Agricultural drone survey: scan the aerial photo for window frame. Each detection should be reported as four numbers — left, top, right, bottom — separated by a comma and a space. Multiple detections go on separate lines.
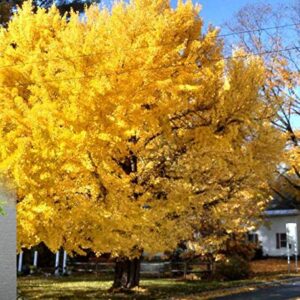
248, 233, 259, 244
276, 233, 290, 249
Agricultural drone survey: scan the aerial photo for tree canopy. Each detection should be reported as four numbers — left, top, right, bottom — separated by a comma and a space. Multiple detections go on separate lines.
0, 0, 284, 261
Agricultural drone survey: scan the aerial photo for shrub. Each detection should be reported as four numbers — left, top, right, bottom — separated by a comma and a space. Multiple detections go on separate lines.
253, 244, 264, 260
215, 255, 251, 280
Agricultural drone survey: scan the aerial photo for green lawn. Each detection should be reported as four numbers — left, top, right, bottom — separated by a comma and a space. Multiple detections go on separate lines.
17, 274, 293, 300
18, 259, 300, 299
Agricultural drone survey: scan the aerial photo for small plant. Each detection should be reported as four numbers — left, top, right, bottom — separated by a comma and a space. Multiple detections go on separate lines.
0, 200, 6, 216
29, 265, 38, 275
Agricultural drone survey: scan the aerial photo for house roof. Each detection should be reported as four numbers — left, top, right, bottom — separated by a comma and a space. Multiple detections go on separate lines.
263, 191, 300, 216
267, 193, 300, 211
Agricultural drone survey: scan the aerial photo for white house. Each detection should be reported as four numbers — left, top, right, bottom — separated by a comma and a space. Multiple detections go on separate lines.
250, 196, 300, 257
0, 184, 16, 300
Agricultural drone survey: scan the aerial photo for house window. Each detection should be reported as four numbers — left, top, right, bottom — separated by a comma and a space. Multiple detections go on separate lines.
276, 233, 288, 249
248, 233, 259, 244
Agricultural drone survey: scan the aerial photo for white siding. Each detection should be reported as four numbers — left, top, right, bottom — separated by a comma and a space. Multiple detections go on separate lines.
255, 212, 300, 257
0, 186, 16, 300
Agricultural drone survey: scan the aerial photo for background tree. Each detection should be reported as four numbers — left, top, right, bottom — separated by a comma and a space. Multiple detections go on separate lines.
0, 0, 100, 26
0, 0, 22, 25
225, 1, 300, 203
34, 0, 101, 15
0, 0, 284, 290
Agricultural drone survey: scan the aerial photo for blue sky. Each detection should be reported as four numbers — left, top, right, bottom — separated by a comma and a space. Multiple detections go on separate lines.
170, 0, 289, 29
102, 1, 291, 32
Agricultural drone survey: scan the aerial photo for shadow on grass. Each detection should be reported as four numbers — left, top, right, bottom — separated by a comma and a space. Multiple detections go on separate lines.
18, 274, 269, 300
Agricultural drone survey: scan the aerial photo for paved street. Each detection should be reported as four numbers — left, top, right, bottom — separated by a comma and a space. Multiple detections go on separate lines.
215, 280, 300, 300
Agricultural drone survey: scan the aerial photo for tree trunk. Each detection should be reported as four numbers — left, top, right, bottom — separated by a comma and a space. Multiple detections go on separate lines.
111, 257, 141, 291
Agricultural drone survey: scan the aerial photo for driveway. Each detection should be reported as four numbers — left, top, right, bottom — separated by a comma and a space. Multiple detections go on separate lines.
215, 280, 300, 300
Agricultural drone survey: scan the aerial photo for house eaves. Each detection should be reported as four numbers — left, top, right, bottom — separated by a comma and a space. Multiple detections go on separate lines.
263, 209, 300, 216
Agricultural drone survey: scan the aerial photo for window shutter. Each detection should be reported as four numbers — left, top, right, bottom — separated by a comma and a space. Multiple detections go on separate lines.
276, 233, 280, 249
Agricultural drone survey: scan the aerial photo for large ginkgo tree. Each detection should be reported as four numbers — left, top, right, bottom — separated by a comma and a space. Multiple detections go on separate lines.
0, 0, 283, 289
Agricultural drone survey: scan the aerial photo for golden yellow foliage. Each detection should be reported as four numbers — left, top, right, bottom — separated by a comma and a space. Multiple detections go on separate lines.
0, 0, 284, 257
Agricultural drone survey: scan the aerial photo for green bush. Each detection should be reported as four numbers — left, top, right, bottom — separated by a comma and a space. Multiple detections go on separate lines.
215, 255, 251, 280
